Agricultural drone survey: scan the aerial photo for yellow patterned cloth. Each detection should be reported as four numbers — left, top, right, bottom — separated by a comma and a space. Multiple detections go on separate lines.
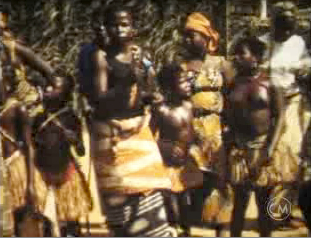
190, 55, 226, 174
2, 38, 42, 117
91, 113, 172, 194
167, 163, 203, 193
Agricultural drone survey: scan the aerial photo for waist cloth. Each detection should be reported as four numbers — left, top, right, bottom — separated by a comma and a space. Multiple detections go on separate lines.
100, 190, 176, 237
90, 113, 172, 194
228, 133, 299, 187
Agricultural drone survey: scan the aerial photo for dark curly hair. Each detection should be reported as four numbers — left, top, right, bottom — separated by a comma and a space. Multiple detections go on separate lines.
232, 36, 267, 63
0, 2, 11, 15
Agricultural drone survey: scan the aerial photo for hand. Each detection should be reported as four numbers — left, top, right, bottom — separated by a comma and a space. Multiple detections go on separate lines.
75, 141, 85, 156
131, 45, 143, 65
248, 148, 271, 180
172, 145, 186, 159
260, 148, 272, 167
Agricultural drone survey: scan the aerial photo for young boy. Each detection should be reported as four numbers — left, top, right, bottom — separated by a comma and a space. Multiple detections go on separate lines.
226, 36, 286, 236
153, 62, 204, 235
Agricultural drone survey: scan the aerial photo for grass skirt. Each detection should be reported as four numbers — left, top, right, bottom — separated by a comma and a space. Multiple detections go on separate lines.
5, 150, 92, 221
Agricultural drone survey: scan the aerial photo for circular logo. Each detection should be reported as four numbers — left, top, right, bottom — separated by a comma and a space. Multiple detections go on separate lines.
266, 197, 291, 221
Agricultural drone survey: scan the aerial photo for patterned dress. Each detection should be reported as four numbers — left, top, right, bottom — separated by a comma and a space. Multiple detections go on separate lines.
190, 55, 226, 175
188, 55, 233, 224
2, 38, 43, 117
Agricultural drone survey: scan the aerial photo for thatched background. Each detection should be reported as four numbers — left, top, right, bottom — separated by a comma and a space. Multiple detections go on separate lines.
4, 0, 227, 76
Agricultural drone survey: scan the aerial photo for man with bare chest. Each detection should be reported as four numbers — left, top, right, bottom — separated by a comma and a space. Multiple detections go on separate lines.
85, 5, 174, 237
226, 36, 286, 237
153, 62, 203, 235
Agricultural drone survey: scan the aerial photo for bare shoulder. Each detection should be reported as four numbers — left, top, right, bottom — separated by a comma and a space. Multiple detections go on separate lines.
92, 49, 108, 68
184, 101, 193, 110
93, 48, 107, 61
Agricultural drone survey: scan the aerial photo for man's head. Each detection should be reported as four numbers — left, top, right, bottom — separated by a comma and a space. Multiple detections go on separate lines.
91, 6, 110, 49
271, 1, 298, 42
104, 5, 135, 44
43, 73, 75, 112
233, 36, 266, 76
183, 12, 219, 58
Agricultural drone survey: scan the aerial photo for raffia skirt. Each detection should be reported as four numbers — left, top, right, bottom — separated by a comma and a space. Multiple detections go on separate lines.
228, 134, 299, 187
1, 159, 14, 237
5, 150, 92, 221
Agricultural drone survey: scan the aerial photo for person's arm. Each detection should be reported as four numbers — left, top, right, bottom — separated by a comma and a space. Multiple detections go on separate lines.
295, 40, 311, 77
146, 66, 157, 93
17, 105, 35, 207
221, 59, 236, 88
64, 113, 85, 157
4, 40, 56, 86
42, 76, 67, 101
266, 85, 285, 159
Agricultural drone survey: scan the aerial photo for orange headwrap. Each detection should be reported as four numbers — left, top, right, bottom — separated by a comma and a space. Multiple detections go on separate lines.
185, 12, 219, 53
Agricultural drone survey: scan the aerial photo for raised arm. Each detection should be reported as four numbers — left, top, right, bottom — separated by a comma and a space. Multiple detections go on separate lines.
3, 40, 56, 86
17, 105, 35, 206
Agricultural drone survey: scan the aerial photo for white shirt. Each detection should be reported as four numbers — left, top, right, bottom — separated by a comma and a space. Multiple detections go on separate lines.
259, 33, 311, 95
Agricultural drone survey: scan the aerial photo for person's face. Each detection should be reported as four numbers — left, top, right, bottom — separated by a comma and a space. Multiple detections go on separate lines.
174, 70, 192, 98
95, 24, 109, 48
235, 46, 258, 75
108, 11, 135, 43
273, 14, 296, 42
183, 30, 208, 56
0, 12, 7, 30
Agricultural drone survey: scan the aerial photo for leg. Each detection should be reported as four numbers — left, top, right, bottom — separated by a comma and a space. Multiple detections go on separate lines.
191, 172, 216, 226
62, 221, 81, 237
255, 187, 273, 237
298, 182, 311, 231
161, 190, 179, 227
230, 184, 251, 237
178, 190, 193, 236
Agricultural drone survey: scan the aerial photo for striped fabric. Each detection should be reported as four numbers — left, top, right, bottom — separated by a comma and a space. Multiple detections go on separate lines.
101, 191, 177, 237
91, 113, 172, 194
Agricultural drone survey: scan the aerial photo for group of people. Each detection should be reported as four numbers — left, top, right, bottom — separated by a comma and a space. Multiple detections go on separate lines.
1, 0, 311, 237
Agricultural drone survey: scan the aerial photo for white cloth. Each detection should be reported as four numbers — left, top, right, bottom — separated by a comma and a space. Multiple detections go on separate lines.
259, 33, 311, 95
260, 33, 311, 165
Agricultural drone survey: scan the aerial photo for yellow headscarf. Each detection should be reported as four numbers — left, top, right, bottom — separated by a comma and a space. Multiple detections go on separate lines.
185, 12, 219, 53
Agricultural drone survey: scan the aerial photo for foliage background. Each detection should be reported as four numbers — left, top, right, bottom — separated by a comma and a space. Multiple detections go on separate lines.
4, 0, 227, 76
4, 0, 310, 83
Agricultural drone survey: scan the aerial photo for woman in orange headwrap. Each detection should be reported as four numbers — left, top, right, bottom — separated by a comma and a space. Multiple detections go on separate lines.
179, 12, 234, 234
